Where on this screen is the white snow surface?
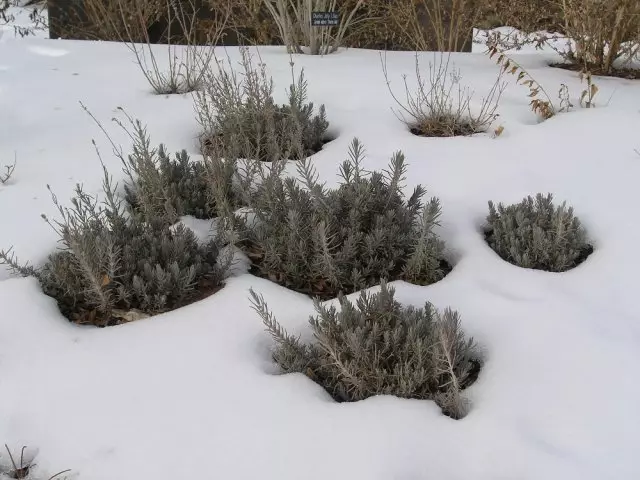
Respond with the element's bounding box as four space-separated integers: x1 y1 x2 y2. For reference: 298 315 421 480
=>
1 23 640 480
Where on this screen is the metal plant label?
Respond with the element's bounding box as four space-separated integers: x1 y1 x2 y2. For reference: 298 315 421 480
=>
311 11 340 27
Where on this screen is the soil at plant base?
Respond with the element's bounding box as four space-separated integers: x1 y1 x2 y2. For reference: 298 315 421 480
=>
484 229 595 272
200 134 335 162
247 245 454 301
549 62 640 80
410 122 478 138
70 280 225 327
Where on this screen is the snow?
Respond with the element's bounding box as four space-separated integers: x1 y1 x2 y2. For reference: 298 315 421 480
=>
1 9 640 480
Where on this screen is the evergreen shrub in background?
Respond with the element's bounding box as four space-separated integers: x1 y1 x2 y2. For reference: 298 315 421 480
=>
251 280 482 419
485 192 593 272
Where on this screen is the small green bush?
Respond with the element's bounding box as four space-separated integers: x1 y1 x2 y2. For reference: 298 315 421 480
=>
485 193 593 272
251 280 481 419
194 47 330 162
0 166 229 327
124 142 211 222
102 114 239 226
229 138 448 299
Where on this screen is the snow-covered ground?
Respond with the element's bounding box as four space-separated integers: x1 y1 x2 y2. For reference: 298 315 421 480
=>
1 9 640 480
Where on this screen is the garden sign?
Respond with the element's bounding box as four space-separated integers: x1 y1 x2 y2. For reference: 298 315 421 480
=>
311 11 340 27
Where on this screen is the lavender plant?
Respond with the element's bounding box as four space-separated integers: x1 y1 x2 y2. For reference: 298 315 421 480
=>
122 138 213 223
485 193 592 271
251 280 481 419
1 165 229 326
228 138 448 298
194 47 329 162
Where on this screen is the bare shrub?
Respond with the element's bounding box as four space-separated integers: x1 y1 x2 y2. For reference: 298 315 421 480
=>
261 0 365 54
101 0 228 94
388 0 484 52
0 444 70 480
220 137 448 299
251 279 481 419
382 52 505 137
204 0 280 45
480 0 640 77
340 0 492 51
194 47 329 162
485 193 593 272
475 0 563 34
555 0 640 75
51 0 162 41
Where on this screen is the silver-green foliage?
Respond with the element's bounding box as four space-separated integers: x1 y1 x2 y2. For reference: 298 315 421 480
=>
0 166 228 326
122 123 212 222
486 193 591 271
106 115 238 226
250 280 481 419
194 47 329 162
233 138 446 298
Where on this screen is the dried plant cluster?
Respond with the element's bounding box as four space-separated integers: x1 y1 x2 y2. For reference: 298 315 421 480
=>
118 0 227 94
59 0 228 94
486 46 601 121
251 280 481 419
213 138 448 299
194 48 330 162
552 0 640 77
483 0 640 78
487 46 557 120
383 52 505 137
485 193 593 272
0 164 230 327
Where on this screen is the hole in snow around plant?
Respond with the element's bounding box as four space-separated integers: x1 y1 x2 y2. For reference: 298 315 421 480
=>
246 255 454 302
482 227 594 273
409 120 487 138
257 298 483 421
200 132 337 162
549 61 640 80
27 46 69 58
